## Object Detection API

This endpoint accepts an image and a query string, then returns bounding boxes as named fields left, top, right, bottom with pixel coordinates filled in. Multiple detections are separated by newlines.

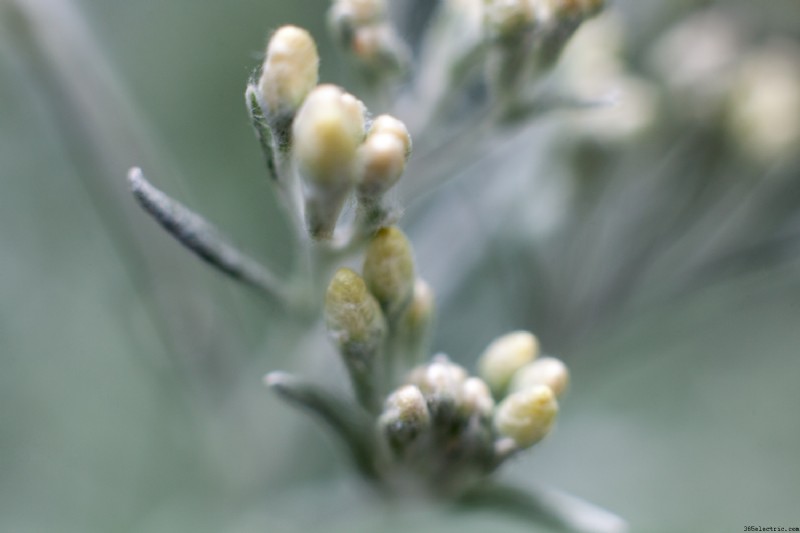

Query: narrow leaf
left=127, top=167, right=287, bottom=303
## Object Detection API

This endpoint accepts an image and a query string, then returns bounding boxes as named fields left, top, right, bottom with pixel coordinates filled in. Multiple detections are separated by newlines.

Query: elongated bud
left=397, top=279, right=436, bottom=365
left=362, top=226, right=415, bottom=318
left=325, top=268, right=386, bottom=406
left=258, top=26, right=319, bottom=126
left=293, top=85, right=366, bottom=239
left=478, top=330, right=540, bottom=396
left=494, top=385, right=558, bottom=448
left=509, top=356, right=569, bottom=397
left=379, top=384, right=431, bottom=455
left=294, top=85, right=366, bottom=183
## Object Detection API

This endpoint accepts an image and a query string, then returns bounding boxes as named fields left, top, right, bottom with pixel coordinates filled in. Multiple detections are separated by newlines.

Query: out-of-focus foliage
left=1, top=0, right=799, bottom=532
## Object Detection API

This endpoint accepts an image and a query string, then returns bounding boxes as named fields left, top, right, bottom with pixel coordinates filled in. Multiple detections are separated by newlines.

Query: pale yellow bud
left=293, top=85, right=366, bottom=186
left=478, top=330, right=540, bottom=395
left=258, top=26, right=319, bottom=116
left=728, top=45, right=800, bottom=162
left=461, top=377, right=495, bottom=418
left=369, top=115, right=412, bottom=157
left=362, top=226, right=416, bottom=318
left=400, top=279, right=435, bottom=337
left=357, top=132, right=406, bottom=198
left=325, top=268, right=386, bottom=361
left=494, top=385, right=558, bottom=448
left=509, top=356, right=569, bottom=397
left=294, top=85, right=367, bottom=238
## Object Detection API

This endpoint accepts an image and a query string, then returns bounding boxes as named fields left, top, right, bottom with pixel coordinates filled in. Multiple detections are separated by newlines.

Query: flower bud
left=350, top=25, right=410, bottom=73
left=357, top=132, right=407, bottom=198
left=509, top=356, right=569, bottom=397
left=370, top=115, right=412, bottom=158
left=362, top=226, right=415, bottom=318
left=408, top=355, right=468, bottom=426
left=494, top=385, right=558, bottom=448
left=258, top=26, right=319, bottom=119
left=396, top=279, right=436, bottom=365
left=325, top=268, right=387, bottom=399
left=410, top=355, right=469, bottom=395
left=293, top=85, right=367, bottom=238
left=294, top=85, right=366, bottom=184
left=728, top=45, right=800, bottom=163
left=460, top=377, right=495, bottom=418
left=379, top=384, right=431, bottom=455
left=478, top=330, right=540, bottom=396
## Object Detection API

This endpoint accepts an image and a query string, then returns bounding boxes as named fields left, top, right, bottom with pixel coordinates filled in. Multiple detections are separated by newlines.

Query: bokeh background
left=2, top=0, right=800, bottom=532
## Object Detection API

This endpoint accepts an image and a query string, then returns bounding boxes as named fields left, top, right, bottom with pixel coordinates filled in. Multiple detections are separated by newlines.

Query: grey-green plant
left=124, top=1, right=628, bottom=531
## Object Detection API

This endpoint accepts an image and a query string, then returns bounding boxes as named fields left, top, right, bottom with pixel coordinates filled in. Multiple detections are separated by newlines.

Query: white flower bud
left=408, top=355, right=467, bottom=397
left=478, top=330, right=540, bottom=396
left=379, top=384, right=431, bottom=456
left=728, top=44, right=800, bottom=162
left=383, top=385, right=431, bottom=426
left=357, top=132, right=406, bottom=198
left=408, top=355, right=469, bottom=426
left=294, top=85, right=366, bottom=184
left=494, top=385, right=558, bottom=448
left=370, top=115, right=412, bottom=158
left=460, top=377, right=495, bottom=418
left=509, top=356, right=569, bottom=397
left=258, top=26, right=319, bottom=118
left=293, top=85, right=366, bottom=238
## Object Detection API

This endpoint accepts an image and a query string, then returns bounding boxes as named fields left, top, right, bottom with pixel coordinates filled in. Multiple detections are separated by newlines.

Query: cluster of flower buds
left=321, top=224, right=569, bottom=489
left=484, top=0, right=604, bottom=38
left=483, top=0, right=606, bottom=104
left=248, top=25, right=412, bottom=240
left=375, top=329, right=569, bottom=492
left=328, top=0, right=410, bottom=78
left=325, top=226, right=433, bottom=408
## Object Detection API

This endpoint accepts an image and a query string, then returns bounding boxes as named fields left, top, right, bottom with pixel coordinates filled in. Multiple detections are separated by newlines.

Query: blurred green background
left=1, top=0, right=799, bottom=532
